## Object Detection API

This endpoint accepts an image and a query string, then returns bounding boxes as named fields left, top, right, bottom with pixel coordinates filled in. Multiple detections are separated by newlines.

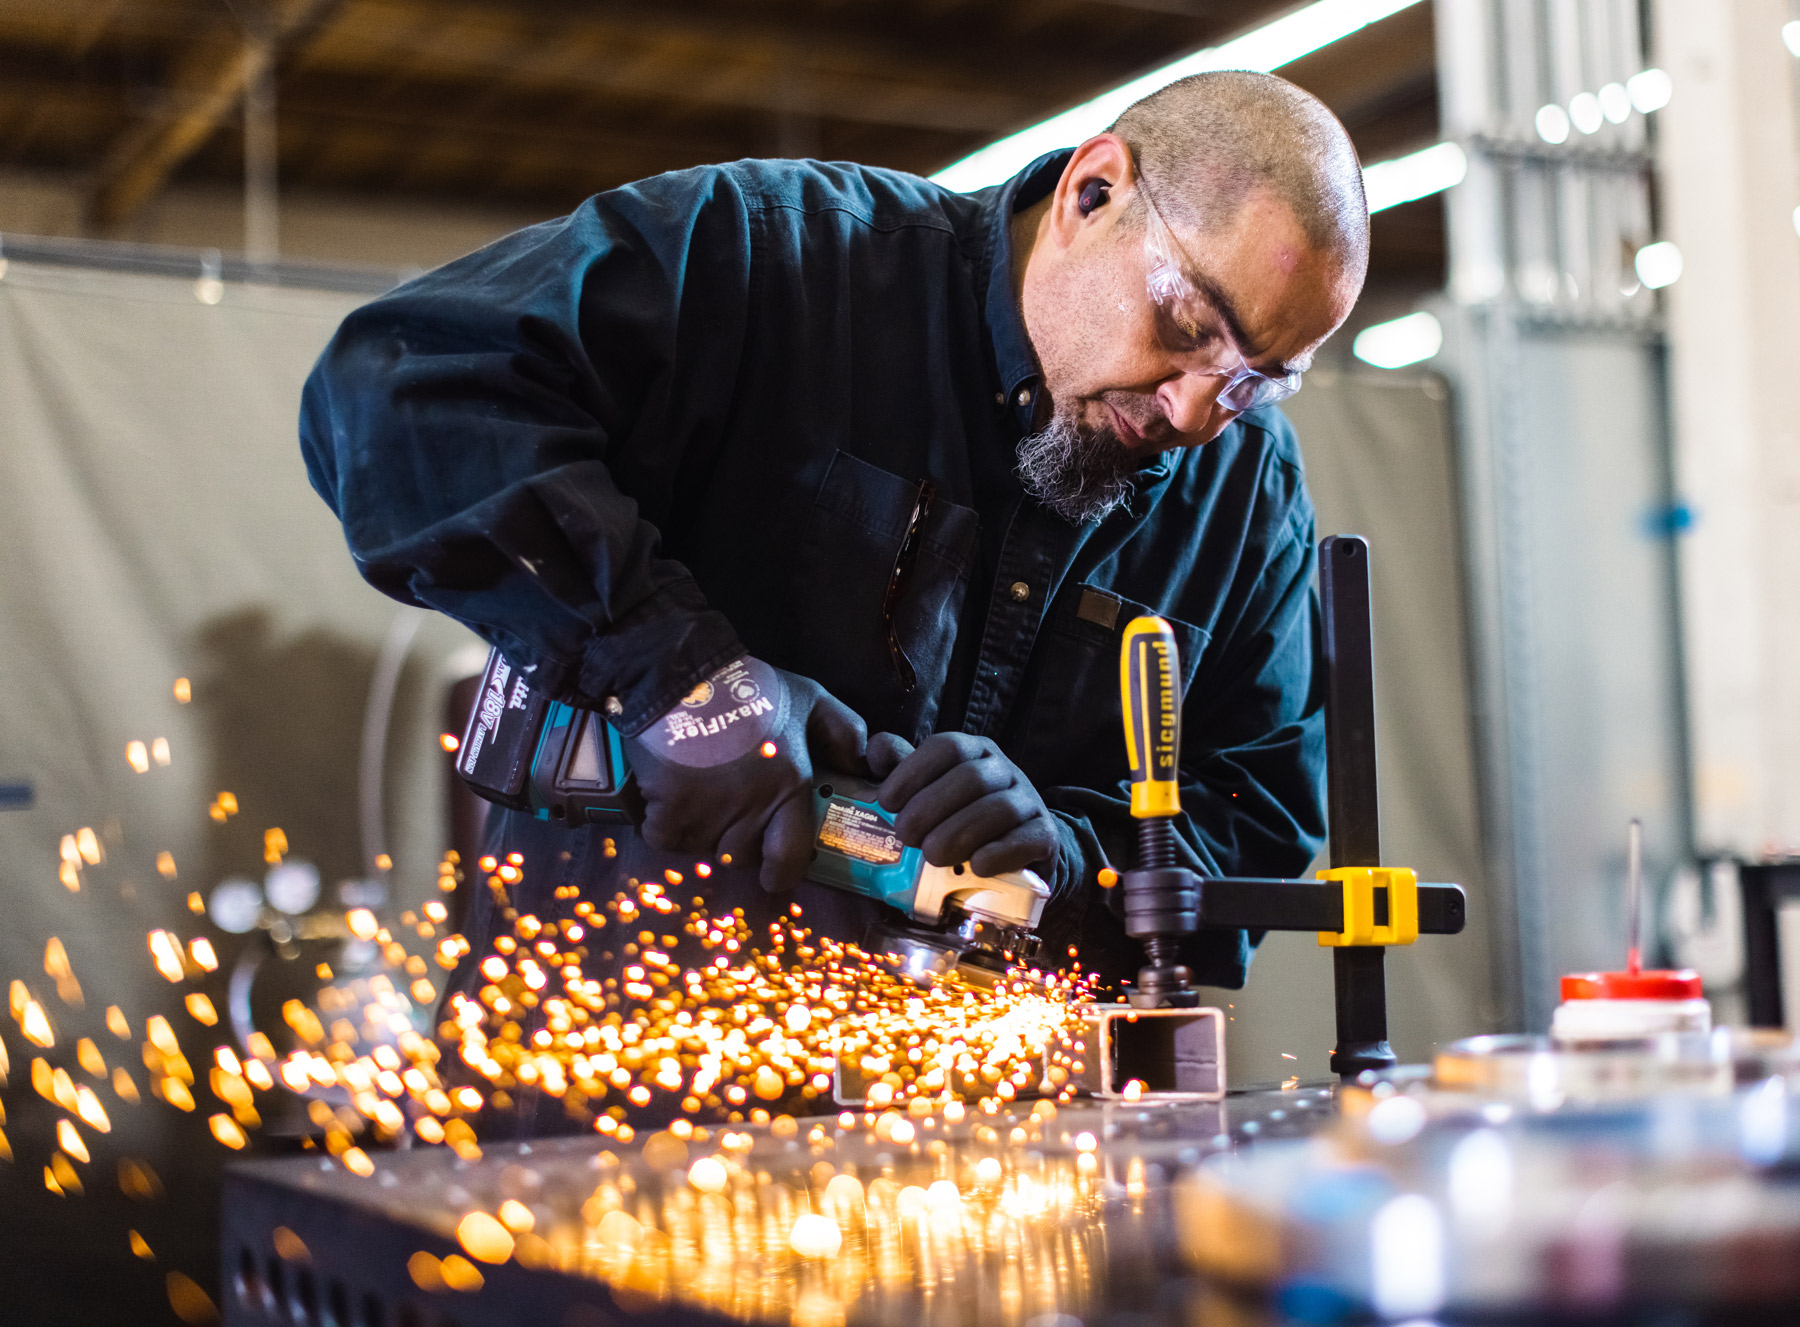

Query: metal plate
left=220, top=1088, right=1336, bottom=1327
left=832, top=1005, right=1226, bottom=1106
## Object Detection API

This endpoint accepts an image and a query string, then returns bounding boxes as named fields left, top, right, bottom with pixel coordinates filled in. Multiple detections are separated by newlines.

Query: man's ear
left=1047, top=133, right=1135, bottom=247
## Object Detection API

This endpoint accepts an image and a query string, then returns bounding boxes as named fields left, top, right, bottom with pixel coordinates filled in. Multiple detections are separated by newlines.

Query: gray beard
left=1015, top=412, right=1137, bottom=524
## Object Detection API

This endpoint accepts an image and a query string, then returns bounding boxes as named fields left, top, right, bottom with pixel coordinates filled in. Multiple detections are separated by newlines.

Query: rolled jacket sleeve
left=299, top=184, right=750, bottom=732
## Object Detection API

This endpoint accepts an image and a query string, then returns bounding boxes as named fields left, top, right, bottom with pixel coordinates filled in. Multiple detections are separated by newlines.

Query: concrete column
left=1656, top=0, right=1800, bottom=855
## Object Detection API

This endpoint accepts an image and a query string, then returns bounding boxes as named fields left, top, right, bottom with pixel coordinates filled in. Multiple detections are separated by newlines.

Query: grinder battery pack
left=454, top=648, right=1048, bottom=979
left=456, top=648, right=634, bottom=825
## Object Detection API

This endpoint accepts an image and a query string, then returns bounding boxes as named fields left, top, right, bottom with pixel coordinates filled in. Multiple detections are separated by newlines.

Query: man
left=301, top=71, right=1367, bottom=1061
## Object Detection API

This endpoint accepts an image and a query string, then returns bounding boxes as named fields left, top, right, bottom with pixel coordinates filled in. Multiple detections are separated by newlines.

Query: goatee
left=1015, top=412, right=1137, bottom=524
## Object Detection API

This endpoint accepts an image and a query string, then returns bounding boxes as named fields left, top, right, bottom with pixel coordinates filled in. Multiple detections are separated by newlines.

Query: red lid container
left=1560, top=969, right=1703, bottom=1001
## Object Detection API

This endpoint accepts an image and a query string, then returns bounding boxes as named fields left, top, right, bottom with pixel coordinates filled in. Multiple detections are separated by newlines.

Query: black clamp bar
left=1740, top=862, right=1800, bottom=1028
left=1320, top=534, right=1394, bottom=1079
left=1189, top=877, right=1467, bottom=936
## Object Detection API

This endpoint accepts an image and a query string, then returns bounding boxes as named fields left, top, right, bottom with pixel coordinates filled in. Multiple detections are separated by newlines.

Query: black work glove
left=626, top=658, right=867, bottom=893
left=867, top=732, right=1060, bottom=879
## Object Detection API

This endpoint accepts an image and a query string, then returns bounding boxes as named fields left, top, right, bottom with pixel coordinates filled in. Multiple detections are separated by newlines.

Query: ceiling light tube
left=931, top=0, right=1427, bottom=191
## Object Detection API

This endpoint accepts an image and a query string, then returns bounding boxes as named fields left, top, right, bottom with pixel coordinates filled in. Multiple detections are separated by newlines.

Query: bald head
left=1109, top=71, right=1369, bottom=283
left=1009, top=70, right=1367, bottom=519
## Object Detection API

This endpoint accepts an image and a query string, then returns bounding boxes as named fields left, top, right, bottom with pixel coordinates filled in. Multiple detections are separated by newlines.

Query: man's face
left=1018, top=172, right=1358, bottom=519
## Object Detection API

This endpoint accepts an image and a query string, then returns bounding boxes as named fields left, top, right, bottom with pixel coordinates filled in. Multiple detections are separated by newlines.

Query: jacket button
left=604, top=696, right=623, bottom=716
left=1015, top=388, right=1032, bottom=407
left=1009, top=581, right=1030, bottom=602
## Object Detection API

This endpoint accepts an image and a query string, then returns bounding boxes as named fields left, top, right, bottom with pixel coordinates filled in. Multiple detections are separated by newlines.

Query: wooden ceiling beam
left=63, top=0, right=136, bottom=60
left=0, top=0, right=242, bottom=51
left=268, top=118, right=727, bottom=205
left=273, top=84, right=750, bottom=163
left=385, top=0, right=1152, bottom=90
left=257, top=90, right=755, bottom=198
left=0, top=100, right=118, bottom=164
left=0, top=0, right=1259, bottom=74
left=0, top=71, right=136, bottom=165
left=291, top=0, right=1097, bottom=137
left=81, top=0, right=340, bottom=230
left=0, top=0, right=1448, bottom=248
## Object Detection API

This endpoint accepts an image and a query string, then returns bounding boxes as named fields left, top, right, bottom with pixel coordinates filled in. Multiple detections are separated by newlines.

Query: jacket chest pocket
left=1011, top=583, right=1210, bottom=788
left=785, top=451, right=978, bottom=744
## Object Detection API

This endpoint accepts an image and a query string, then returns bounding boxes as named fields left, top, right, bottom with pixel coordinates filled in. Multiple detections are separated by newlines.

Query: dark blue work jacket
left=300, top=150, right=1326, bottom=990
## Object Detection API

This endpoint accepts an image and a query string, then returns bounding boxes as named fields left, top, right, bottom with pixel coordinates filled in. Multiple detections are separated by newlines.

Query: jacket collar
left=978, top=149, right=1070, bottom=429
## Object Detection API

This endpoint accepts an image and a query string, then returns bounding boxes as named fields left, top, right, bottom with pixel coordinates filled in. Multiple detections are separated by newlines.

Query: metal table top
left=221, top=1084, right=1337, bottom=1327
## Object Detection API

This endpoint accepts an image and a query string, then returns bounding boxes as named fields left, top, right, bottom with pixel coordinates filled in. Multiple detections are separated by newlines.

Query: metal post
left=1740, top=862, right=1788, bottom=1028
left=1435, top=0, right=1683, bottom=1033
left=244, top=37, right=279, bottom=266
left=1320, top=534, right=1395, bottom=1077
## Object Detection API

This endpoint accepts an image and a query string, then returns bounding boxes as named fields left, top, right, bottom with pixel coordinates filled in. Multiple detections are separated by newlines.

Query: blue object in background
left=1642, top=500, right=1696, bottom=538
left=1276, top=1278, right=1359, bottom=1323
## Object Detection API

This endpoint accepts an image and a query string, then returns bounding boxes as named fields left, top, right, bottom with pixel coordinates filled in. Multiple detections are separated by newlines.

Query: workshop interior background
left=1, top=0, right=1798, bottom=1321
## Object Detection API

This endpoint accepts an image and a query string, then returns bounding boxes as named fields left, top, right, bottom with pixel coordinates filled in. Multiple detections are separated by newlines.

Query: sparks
left=147, top=931, right=184, bottom=983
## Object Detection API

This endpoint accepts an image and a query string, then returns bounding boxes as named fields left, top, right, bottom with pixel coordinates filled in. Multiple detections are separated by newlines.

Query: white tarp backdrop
left=0, top=259, right=478, bottom=1318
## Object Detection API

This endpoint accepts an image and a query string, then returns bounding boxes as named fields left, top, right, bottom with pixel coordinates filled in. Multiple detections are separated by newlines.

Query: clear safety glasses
left=1138, top=178, right=1304, bottom=413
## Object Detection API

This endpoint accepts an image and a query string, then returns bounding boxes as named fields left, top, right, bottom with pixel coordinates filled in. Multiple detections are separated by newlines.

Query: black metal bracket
left=1318, top=533, right=1393, bottom=1078
left=1740, top=861, right=1800, bottom=1028
left=1185, top=876, right=1465, bottom=935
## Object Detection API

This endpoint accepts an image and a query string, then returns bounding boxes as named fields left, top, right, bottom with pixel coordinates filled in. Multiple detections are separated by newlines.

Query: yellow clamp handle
left=1120, top=616, right=1182, bottom=819
left=1316, top=866, right=1419, bottom=947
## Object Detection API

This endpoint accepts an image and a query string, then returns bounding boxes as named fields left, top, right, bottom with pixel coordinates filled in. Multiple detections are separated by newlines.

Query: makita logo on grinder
left=462, top=657, right=513, bottom=773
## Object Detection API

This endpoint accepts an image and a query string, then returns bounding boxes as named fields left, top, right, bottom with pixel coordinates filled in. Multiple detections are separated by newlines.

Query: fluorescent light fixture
left=1783, top=20, right=1800, bottom=57
left=1598, top=82, right=1631, bottom=123
left=1535, top=103, right=1571, bottom=144
left=1634, top=240, right=1683, bottom=289
left=1627, top=67, right=1672, bottom=113
left=930, top=0, right=1425, bottom=191
left=1568, top=91, right=1603, bottom=135
left=1363, top=141, right=1465, bottom=213
left=1352, top=311, right=1442, bottom=369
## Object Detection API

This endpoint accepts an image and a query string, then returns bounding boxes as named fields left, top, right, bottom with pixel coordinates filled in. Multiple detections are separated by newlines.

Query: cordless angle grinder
left=454, top=648, right=1048, bottom=984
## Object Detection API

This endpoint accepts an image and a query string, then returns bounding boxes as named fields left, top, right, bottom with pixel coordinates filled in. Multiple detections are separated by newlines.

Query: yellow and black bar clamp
left=1119, top=614, right=1203, bottom=1009
left=1117, top=535, right=1465, bottom=1080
